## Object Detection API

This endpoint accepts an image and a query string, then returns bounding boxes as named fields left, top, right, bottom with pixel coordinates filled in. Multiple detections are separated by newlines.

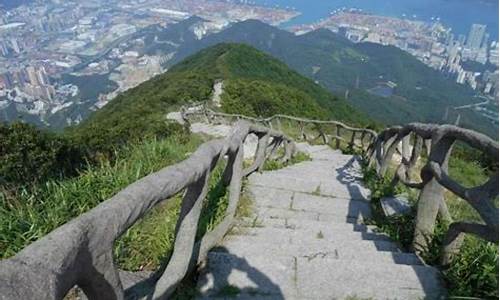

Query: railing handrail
left=181, top=103, right=378, bottom=136
left=2, top=101, right=497, bottom=300
left=181, top=103, right=378, bottom=152
left=367, top=122, right=498, bottom=265
left=0, top=120, right=295, bottom=300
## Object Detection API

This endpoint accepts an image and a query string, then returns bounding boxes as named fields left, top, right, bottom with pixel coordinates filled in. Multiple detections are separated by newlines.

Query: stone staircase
left=196, top=143, right=445, bottom=299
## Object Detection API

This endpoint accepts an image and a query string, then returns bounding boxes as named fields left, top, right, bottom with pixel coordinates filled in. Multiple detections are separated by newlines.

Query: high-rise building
left=0, top=41, right=9, bottom=57
left=457, top=70, right=466, bottom=84
left=466, top=24, right=487, bottom=50
left=482, top=33, right=490, bottom=49
left=489, top=42, right=499, bottom=66
left=36, top=66, right=49, bottom=86
left=26, top=66, right=40, bottom=86
left=10, top=38, right=20, bottom=54
left=458, top=34, right=466, bottom=46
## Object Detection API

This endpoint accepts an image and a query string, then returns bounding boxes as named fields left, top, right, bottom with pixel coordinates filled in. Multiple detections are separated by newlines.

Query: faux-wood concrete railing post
left=152, top=168, right=211, bottom=299
left=282, top=140, right=295, bottom=163
left=406, top=135, right=423, bottom=180
left=244, top=133, right=270, bottom=176
left=401, top=134, right=411, bottom=162
left=335, top=125, right=341, bottom=149
left=78, top=249, right=124, bottom=300
left=424, top=139, right=432, bottom=156
left=276, top=118, right=283, bottom=133
left=411, top=133, right=454, bottom=254
left=267, top=138, right=283, bottom=160
left=193, top=145, right=245, bottom=270
left=299, top=122, right=306, bottom=141
left=431, top=166, right=499, bottom=265
left=360, top=132, right=366, bottom=149
left=183, top=106, right=498, bottom=264
left=379, top=132, right=403, bottom=176
left=348, top=131, right=356, bottom=150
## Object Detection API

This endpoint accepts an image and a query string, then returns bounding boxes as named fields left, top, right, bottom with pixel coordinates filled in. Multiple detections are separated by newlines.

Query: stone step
left=291, top=154, right=362, bottom=166
left=248, top=174, right=370, bottom=200
left=267, top=157, right=363, bottom=171
left=198, top=252, right=442, bottom=300
left=232, top=225, right=393, bottom=244
left=197, top=252, right=297, bottom=299
left=272, top=166, right=362, bottom=178
left=237, top=216, right=375, bottom=233
left=235, top=217, right=409, bottom=246
left=197, top=293, right=285, bottom=300
left=274, top=164, right=364, bottom=180
left=295, top=257, right=445, bottom=299
left=253, top=206, right=369, bottom=224
left=223, top=232, right=401, bottom=253
left=291, top=192, right=371, bottom=219
left=249, top=190, right=372, bottom=222
left=192, top=135, right=446, bottom=299
left=298, top=151, right=361, bottom=164
left=214, top=239, right=422, bottom=266
left=296, top=143, right=333, bottom=153
left=230, top=224, right=396, bottom=244
left=247, top=186, right=294, bottom=210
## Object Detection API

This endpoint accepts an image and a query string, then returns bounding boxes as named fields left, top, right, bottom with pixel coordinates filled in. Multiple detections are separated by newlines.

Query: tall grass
left=0, top=135, right=203, bottom=263
left=1, top=131, right=292, bottom=276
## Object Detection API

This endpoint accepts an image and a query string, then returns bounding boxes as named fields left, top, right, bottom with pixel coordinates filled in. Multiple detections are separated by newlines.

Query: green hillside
left=70, top=43, right=371, bottom=152
left=172, top=20, right=497, bottom=138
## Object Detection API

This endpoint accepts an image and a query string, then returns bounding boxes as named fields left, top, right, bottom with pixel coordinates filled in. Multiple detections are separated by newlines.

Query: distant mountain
left=171, top=19, right=497, bottom=137
left=70, top=43, right=369, bottom=149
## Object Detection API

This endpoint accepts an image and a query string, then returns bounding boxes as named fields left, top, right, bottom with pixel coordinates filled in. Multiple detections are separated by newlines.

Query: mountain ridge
left=70, top=43, right=371, bottom=152
left=170, top=18, right=497, bottom=137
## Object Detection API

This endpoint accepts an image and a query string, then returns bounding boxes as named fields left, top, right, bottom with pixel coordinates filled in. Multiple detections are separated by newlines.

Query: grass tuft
left=262, top=150, right=311, bottom=171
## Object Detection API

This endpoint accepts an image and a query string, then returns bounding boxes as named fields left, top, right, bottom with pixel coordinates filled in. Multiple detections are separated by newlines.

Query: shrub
left=0, top=122, right=83, bottom=187
left=0, top=135, right=202, bottom=262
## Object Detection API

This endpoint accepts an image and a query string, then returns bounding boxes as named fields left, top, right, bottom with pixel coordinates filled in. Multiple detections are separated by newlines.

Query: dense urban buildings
left=291, top=11, right=499, bottom=102
left=0, top=0, right=297, bottom=125
left=0, top=1, right=497, bottom=127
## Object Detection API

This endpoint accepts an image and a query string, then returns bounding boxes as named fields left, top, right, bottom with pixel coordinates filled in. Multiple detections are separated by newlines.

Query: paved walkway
left=197, top=144, right=445, bottom=299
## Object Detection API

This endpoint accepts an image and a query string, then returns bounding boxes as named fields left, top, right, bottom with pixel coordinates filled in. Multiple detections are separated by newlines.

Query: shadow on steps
left=337, top=156, right=446, bottom=299
left=198, top=246, right=285, bottom=299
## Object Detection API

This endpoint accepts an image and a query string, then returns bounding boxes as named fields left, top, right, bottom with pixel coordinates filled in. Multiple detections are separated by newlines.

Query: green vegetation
left=0, top=135, right=202, bottom=262
left=173, top=20, right=497, bottom=137
left=61, top=73, right=118, bottom=102
left=312, top=185, right=322, bottom=197
left=0, top=122, right=84, bottom=187
left=3, top=43, right=359, bottom=269
left=1, top=41, right=496, bottom=299
left=221, top=79, right=325, bottom=119
left=215, top=285, right=241, bottom=297
left=262, top=151, right=311, bottom=171
left=68, top=43, right=372, bottom=155
left=361, top=146, right=498, bottom=298
left=115, top=156, right=232, bottom=271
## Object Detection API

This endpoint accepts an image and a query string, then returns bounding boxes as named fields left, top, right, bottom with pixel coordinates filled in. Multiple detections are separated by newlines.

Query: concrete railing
left=181, top=103, right=378, bottom=153
left=2, top=102, right=496, bottom=300
left=0, top=121, right=295, bottom=300
left=367, top=123, right=498, bottom=265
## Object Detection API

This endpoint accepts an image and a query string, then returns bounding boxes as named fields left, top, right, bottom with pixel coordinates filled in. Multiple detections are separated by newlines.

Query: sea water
left=253, top=0, right=499, bottom=39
